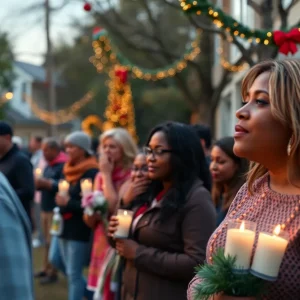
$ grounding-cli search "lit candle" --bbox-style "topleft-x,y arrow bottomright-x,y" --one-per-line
114,209 -> 134,239
58,179 -> 70,197
80,178 -> 93,196
250,225 -> 289,281
35,168 -> 42,178
225,220 -> 256,272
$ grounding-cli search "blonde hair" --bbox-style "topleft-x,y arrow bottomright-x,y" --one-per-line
242,59 -> 300,192
100,128 -> 138,169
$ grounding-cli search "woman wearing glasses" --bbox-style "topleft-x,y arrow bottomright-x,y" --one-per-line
108,122 -> 216,300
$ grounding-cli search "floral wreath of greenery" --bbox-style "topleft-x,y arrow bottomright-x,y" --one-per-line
180,0 -> 300,55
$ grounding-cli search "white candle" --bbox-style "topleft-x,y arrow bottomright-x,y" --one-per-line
80,178 -> 93,196
250,225 -> 289,281
58,179 -> 70,197
225,220 -> 256,272
35,168 -> 42,178
114,209 -> 134,239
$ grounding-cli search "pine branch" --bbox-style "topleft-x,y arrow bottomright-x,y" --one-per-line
193,248 -> 266,300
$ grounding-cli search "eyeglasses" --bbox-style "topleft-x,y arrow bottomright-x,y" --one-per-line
143,146 -> 173,157
131,166 -> 149,172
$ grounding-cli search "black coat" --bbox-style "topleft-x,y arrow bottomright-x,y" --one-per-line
41,162 -> 65,212
0,144 -> 34,222
59,168 -> 98,242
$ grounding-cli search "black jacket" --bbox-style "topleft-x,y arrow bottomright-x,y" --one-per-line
59,168 -> 98,242
41,162 -> 65,212
0,144 -> 34,221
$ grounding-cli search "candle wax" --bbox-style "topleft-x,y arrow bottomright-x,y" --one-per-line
251,232 -> 288,281
225,228 -> 255,270
115,211 -> 133,238
81,179 -> 92,195
58,180 -> 69,196
35,168 -> 42,178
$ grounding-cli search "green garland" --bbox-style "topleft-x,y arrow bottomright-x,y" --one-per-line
194,249 -> 266,300
92,28 -> 201,78
180,0 -> 299,46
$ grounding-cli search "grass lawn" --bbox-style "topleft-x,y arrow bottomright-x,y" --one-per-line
33,247 -> 68,300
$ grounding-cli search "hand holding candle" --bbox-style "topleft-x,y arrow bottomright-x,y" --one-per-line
224,220 -> 256,272
114,209 -> 133,239
35,168 -> 42,178
250,224 -> 289,281
58,179 -> 70,197
80,178 -> 93,196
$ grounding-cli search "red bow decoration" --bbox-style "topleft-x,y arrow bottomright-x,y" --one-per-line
115,68 -> 128,84
273,28 -> 300,55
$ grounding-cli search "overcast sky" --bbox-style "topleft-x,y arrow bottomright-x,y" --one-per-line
1,0 -> 93,65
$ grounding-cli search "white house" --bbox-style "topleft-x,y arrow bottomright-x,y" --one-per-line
4,61 -> 78,144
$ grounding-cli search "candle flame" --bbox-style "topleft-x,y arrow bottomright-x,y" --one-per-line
239,221 -> 245,232
273,224 -> 281,236
124,210 -> 127,216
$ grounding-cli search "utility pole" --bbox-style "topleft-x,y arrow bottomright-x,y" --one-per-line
45,0 -> 57,136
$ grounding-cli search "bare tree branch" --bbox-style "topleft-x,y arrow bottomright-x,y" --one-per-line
187,16 -> 226,37
285,0 -> 300,12
278,0 -> 288,28
137,0 -> 199,108
140,0 -> 169,50
51,0 -> 70,11
247,0 -> 263,15
230,36 -> 255,66
162,0 -> 181,10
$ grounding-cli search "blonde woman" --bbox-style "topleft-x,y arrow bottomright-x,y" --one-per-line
86,128 -> 138,299
188,60 -> 300,300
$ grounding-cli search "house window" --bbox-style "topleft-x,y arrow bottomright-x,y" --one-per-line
21,82 -> 27,102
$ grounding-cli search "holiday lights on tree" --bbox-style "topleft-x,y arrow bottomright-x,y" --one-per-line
102,66 -> 137,140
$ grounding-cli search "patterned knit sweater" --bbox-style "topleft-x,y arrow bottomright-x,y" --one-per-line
187,174 -> 300,300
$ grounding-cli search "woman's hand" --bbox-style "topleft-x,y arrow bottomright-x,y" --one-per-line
55,194 -> 69,206
115,239 -> 139,260
35,178 -> 52,190
122,178 -> 150,204
83,213 -> 102,229
99,154 -> 114,175
108,216 -> 119,237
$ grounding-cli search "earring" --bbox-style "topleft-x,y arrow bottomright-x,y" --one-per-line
287,138 -> 292,156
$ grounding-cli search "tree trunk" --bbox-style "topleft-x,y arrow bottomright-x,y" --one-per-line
45,0 -> 57,136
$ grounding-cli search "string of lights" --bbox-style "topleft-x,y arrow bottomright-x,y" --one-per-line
102,66 -> 137,140
217,35 -> 249,72
81,114 -> 103,135
90,30 -> 201,81
23,91 -> 94,125
179,0 -> 280,46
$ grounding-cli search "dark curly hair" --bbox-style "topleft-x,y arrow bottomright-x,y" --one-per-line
131,122 -> 211,220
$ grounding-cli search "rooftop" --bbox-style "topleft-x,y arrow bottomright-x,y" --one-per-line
14,61 -> 64,86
